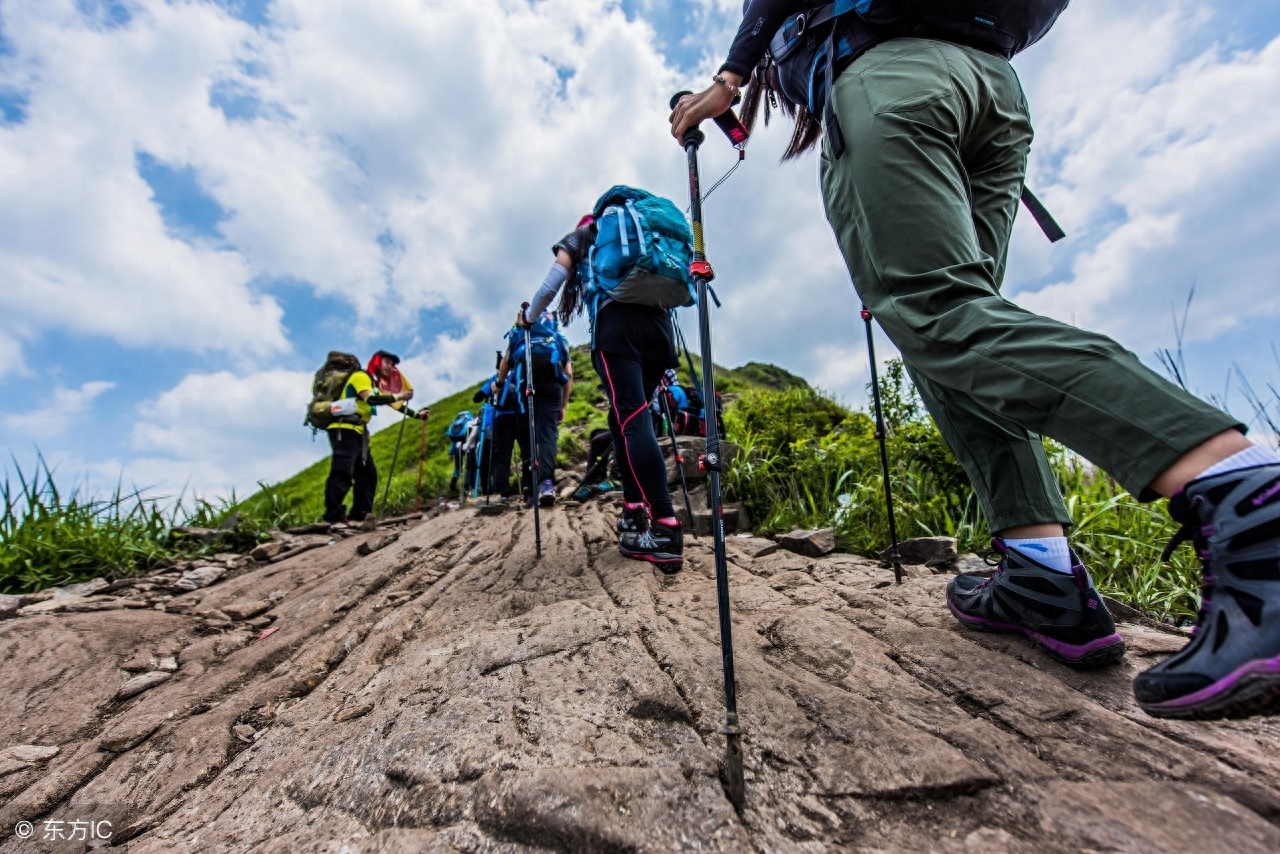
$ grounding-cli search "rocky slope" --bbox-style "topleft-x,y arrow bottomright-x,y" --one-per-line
3,478 -> 1280,851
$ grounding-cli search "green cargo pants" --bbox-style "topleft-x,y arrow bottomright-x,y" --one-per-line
819,38 -> 1240,532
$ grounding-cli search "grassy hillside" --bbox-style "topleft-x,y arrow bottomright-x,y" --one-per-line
236,346 -> 805,525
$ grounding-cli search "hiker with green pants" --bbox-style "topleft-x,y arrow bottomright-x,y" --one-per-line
672,0 -> 1280,720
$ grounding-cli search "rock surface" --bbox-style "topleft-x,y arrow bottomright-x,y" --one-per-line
777,526 -> 837,557
0,503 -> 1278,851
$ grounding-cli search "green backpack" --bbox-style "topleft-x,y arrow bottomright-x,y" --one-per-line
305,351 -> 363,431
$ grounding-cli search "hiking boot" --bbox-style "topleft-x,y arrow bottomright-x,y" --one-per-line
1133,464 -> 1280,720
538,479 -> 556,507
616,504 -> 650,535
619,520 -> 683,573
946,540 -> 1126,668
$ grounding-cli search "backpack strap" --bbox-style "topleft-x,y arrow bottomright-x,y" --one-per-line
1019,185 -> 1066,242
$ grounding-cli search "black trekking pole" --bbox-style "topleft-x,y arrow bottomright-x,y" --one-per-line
483,405 -> 495,506
521,305 -> 543,559
672,90 -> 745,812
658,385 -> 697,538
862,305 -> 904,585
379,414 -> 408,516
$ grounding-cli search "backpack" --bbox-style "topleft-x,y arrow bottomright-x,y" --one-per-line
767,0 -> 1068,240
579,185 -> 695,319
445,411 -> 474,442
304,351 -> 363,431
509,316 -> 570,387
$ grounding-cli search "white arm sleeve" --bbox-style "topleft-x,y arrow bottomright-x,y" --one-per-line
524,262 -> 568,324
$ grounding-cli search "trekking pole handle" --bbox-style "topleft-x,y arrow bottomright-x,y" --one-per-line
669,91 -> 707,150
670,90 -> 745,149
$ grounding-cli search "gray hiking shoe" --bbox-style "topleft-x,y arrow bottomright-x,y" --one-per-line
619,521 -> 683,573
947,540 -> 1126,668
616,504 -> 650,535
1134,464 -> 1280,719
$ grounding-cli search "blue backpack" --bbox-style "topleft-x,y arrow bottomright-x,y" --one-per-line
445,411 -> 474,442
580,185 -> 695,319
508,318 -> 570,410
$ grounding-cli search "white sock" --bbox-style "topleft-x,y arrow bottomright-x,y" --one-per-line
1196,444 -> 1280,481
1002,536 -> 1074,573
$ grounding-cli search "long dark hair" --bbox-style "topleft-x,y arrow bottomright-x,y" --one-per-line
552,221 -> 596,326
740,56 -> 823,160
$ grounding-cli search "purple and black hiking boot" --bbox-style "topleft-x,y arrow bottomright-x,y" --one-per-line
946,539 -> 1126,668
1134,464 -> 1280,720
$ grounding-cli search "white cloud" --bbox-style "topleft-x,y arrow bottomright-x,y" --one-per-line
1,379 -> 115,439
128,368 -> 322,497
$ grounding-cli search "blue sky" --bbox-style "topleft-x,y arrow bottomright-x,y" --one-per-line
2,0 -> 1279,502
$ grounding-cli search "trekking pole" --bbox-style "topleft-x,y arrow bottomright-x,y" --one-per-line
483,405 -> 494,506
522,305 -> 543,559
862,305 -> 904,585
415,418 -> 426,513
672,90 -> 745,813
658,385 -> 697,538
379,414 -> 408,516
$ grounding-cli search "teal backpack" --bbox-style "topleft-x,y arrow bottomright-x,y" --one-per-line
580,185 -> 695,319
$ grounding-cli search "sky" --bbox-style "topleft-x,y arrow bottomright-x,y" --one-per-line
2,0 -> 1279,502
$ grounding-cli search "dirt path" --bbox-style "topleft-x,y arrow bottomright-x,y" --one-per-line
2,498 -> 1279,852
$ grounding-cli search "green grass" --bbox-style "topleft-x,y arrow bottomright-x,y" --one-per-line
0,456 -> 296,595
720,364 -> 1208,622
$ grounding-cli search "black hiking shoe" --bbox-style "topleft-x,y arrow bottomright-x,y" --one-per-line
946,540 -> 1126,668
1133,464 -> 1280,720
619,521 -> 683,573
616,504 -> 650,535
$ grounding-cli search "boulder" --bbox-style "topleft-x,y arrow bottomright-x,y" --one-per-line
881,536 -> 958,567
777,528 -> 836,557
250,541 -> 287,562
172,565 -> 226,592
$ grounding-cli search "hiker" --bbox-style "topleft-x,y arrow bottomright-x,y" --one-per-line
671,2 -> 1280,719
307,351 -> 416,526
573,427 -> 622,501
476,352 -> 522,501
368,350 -> 429,423
444,411 -> 475,497
651,368 -> 710,437
491,311 -> 573,507
512,202 -> 690,571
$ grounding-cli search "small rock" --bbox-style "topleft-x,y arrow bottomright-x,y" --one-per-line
172,565 -> 226,592
64,596 -> 129,613
286,522 -> 334,535
334,702 -> 374,723
881,536 -> 957,566
18,597 -> 84,616
0,594 -> 23,619
777,528 -> 836,558
246,615 -> 275,630
476,503 -> 509,516
232,724 -> 257,743
171,526 -> 218,541
223,600 -> 271,621
953,553 -> 994,576
194,607 -> 232,622
156,657 -> 179,672
99,717 -> 162,753
56,578 -> 110,597
5,744 -> 59,762
250,541 -> 286,562
0,756 -> 31,777
357,533 -> 400,556
359,517 -> 379,532
115,671 -> 172,701
214,553 -> 253,570
120,651 -> 158,673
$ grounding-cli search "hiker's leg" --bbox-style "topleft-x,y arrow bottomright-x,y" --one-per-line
514,412 -> 533,499
324,428 -> 358,522
534,381 -> 562,485
601,401 -> 642,504
820,39 -> 1241,499
596,348 -> 673,518
490,416 -> 516,496
350,440 -> 377,521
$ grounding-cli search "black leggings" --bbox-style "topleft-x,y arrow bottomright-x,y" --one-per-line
592,302 -> 677,520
